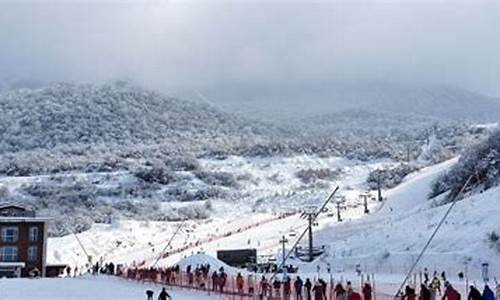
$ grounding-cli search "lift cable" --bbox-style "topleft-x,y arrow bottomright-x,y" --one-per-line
269,186 -> 340,281
152,218 -> 187,268
394,174 -> 474,297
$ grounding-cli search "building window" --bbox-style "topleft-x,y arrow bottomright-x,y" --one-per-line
1,227 -> 19,243
29,226 -> 39,242
0,246 -> 18,262
28,246 -> 37,262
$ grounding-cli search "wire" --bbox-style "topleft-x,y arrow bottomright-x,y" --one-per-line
394,174 -> 474,297
269,186 -> 340,281
151,218 -> 187,268
64,219 -> 92,265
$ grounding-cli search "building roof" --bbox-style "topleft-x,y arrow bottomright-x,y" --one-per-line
0,262 -> 26,267
0,217 -> 50,223
0,203 -> 29,210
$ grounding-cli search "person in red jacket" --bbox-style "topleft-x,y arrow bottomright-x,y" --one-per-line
348,286 -> 363,300
442,282 -> 461,300
236,273 -> 245,294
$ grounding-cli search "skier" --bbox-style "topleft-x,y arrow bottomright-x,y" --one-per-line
431,276 -> 442,295
319,279 -> 327,300
273,277 -> 282,298
312,280 -> 324,300
294,276 -> 304,300
335,283 -> 347,300
363,282 -> 373,300
467,286 -> 482,300
429,284 -> 437,300
305,278 -> 313,300
482,285 -> 495,300
248,274 -> 255,295
146,290 -> 154,300
65,266 -> 72,277
219,270 -> 227,292
424,268 -> 430,285
236,273 -> 245,294
211,271 -> 218,291
158,287 -> 171,300
259,276 -> 268,300
403,285 -> 417,300
348,286 -> 362,300
419,284 -> 431,300
283,276 -> 291,300
441,272 -> 447,283
442,282 -> 460,300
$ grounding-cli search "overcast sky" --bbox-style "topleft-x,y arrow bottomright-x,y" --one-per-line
1,0 -> 500,96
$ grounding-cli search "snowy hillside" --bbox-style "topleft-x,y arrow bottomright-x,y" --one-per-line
0,82 -> 282,154
430,129 -> 500,202
310,159 -> 500,278
46,157 -> 500,291
46,154 -> 393,264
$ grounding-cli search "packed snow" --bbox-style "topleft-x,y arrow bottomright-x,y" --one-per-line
0,276 -> 214,300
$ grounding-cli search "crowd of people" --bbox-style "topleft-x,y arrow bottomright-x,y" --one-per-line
120,263 -> 377,300
398,270 -> 499,300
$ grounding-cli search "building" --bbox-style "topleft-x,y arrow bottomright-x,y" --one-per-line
216,248 -> 257,268
0,203 -> 48,278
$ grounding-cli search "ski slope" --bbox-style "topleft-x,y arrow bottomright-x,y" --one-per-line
47,155 -> 391,268
308,158 -> 500,281
45,156 -> 499,296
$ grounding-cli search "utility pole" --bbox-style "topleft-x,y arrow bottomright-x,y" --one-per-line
359,192 -> 370,214
377,170 -> 383,202
334,196 -> 346,222
301,211 -> 316,262
280,235 -> 289,272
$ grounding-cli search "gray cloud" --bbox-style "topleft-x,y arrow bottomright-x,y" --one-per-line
1,0 -> 500,96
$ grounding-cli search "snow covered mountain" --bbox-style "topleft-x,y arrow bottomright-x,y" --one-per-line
206,82 -> 500,122
0,82 -> 492,242
0,82 -> 282,154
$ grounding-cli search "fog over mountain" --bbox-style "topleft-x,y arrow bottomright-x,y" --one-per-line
1,0 -> 500,120
201,81 -> 500,122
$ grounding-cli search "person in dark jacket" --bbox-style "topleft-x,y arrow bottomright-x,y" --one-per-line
211,271 -> 218,291
146,290 -> 154,300
468,286 -> 482,300
312,281 -> 324,300
305,278 -> 313,300
420,284 -> 431,300
319,279 -> 327,300
363,282 -> 373,300
273,278 -> 282,298
482,285 -> 495,300
158,287 -> 171,300
295,276 -> 304,300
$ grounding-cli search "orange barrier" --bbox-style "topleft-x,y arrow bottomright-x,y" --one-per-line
118,267 -> 374,300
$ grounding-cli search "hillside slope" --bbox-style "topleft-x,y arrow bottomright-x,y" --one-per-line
208,82 -> 500,122
0,82 -> 279,153
311,159 -> 500,278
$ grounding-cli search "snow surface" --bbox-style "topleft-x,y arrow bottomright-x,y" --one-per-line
0,276 -> 213,300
